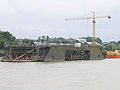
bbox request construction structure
[1,45,106,62]
[65,12,111,46]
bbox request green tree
[22,39,31,45]
[103,41,120,50]
[0,39,6,49]
[0,31,16,42]
[0,31,17,49]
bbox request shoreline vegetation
[0,30,120,56]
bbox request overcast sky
[0,0,119,42]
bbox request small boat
[106,50,120,58]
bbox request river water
[0,59,120,90]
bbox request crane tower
[65,12,111,46]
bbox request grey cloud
[0,0,119,41]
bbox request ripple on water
[0,59,120,90]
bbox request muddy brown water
[0,58,120,90]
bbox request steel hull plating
[1,45,106,62]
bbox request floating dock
[1,45,106,62]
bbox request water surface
[0,59,120,90]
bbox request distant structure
[65,12,111,46]
[74,38,86,43]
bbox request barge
[1,45,106,62]
[106,50,120,58]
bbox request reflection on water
[0,59,120,90]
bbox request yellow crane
[64,12,111,46]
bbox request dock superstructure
[1,45,106,62]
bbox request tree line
[0,31,120,51]
[103,41,120,50]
